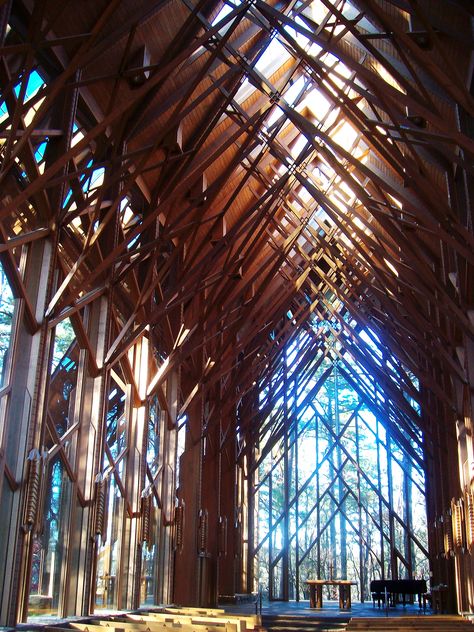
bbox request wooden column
[65,297,110,616]
[121,335,149,609]
[0,238,55,626]
[217,429,238,599]
[155,369,178,604]
[199,386,220,607]
[173,384,203,605]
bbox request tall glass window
[0,263,18,611]
[254,324,428,602]
[95,377,126,610]
[28,319,77,618]
[140,394,161,606]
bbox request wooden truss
[0,0,473,620]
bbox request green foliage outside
[51,318,76,374]
[0,267,15,387]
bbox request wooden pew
[70,620,238,632]
[157,609,261,629]
[130,611,260,631]
[126,613,247,632]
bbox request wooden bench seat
[70,620,238,632]
[127,613,246,632]
[131,616,243,631]
[129,611,260,631]
[157,609,261,628]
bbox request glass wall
[29,458,72,617]
[0,263,17,603]
[28,320,78,618]
[254,324,429,601]
[140,395,161,605]
[95,377,127,610]
[95,474,124,610]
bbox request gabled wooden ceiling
[1,0,473,444]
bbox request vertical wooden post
[282,347,289,600]
[294,370,300,600]
[355,409,364,601]
[246,431,256,596]
[316,410,321,580]
[0,238,55,626]
[173,364,203,606]
[335,362,347,578]
[217,391,238,599]
[156,371,178,604]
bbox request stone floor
[6,598,444,632]
[222,598,435,620]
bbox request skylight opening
[322,51,339,70]
[210,0,242,37]
[304,87,332,121]
[328,191,346,213]
[353,216,370,234]
[34,140,48,174]
[331,190,354,213]
[90,167,105,189]
[211,1,236,25]
[62,189,73,210]
[296,234,308,249]
[71,126,85,148]
[265,103,285,129]
[297,185,312,205]
[289,134,308,159]
[13,69,44,103]
[284,75,307,107]
[233,78,253,105]
[339,229,358,249]
[332,120,358,149]
[338,179,357,204]
[290,199,303,216]
[67,200,78,214]
[121,200,137,229]
[284,15,312,50]
[308,207,331,229]
[255,37,292,80]
[127,233,140,250]
[71,217,85,239]
[309,163,327,189]
[309,1,331,25]
[24,96,45,127]
[353,145,370,163]
[334,56,354,79]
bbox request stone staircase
[262,614,350,632]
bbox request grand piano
[370,579,427,608]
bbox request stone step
[262,614,349,632]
